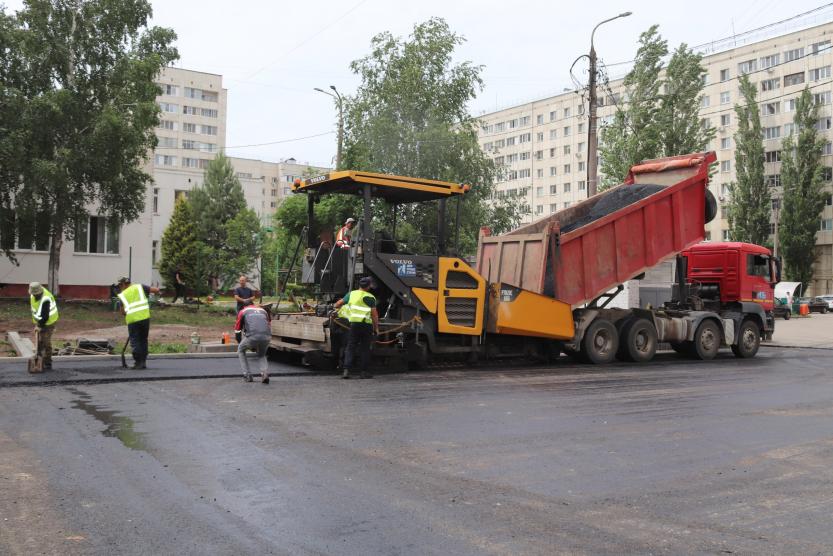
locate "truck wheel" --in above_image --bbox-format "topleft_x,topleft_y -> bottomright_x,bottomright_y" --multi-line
620,318 -> 658,363
581,319 -> 619,364
704,189 -> 718,224
731,320 -> 760,358
692,320 -> 721,360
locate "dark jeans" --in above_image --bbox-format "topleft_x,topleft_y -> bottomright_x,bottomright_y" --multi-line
172,283 -> 185,303
344,322 -> 373,373
330,318 -> 349,368
128,318 -> 150,363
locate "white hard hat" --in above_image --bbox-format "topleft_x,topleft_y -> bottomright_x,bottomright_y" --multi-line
345,218 -> 356,224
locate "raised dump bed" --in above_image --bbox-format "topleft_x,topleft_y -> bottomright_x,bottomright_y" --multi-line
476,152 -> 717,307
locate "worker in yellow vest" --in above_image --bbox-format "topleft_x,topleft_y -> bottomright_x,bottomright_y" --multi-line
116,277 -> 160,370
29,282 -> 59,371
332,276 -> 379,379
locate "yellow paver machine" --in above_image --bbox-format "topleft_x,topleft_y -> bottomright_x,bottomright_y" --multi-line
269,171 -> 572,368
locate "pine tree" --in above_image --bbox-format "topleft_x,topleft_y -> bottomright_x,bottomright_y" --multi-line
779,87 -> 828,289
189,153 -> 259,288
158,196 -> 200,294
727,74 -> 769,245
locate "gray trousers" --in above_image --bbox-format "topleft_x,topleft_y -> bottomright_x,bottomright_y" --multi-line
238,336 -> 270,375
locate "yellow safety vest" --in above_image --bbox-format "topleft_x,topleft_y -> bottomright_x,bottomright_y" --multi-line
337,303 -> 351,320
117,284 -> 151,324
30,288 -> 59,326
346,289 -> 375,324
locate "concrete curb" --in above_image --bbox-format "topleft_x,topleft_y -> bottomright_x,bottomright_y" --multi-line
763,343 -> 833,351
0,351 -> 239,363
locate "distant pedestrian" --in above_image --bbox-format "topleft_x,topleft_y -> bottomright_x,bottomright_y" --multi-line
171,268 -> 186,304
235,303 -> 272,383
116,277 -> 160,370
332,277 -> 379,379
233,275 -> 257,313
28,282 -> 58,371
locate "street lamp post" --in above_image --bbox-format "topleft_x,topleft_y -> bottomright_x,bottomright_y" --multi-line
587,11 -> 632,197
314,85 -> 344,169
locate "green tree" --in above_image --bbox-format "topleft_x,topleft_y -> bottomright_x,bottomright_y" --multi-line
0,0 -> 178,293
340,18 -> 522,255
158,196 -> 199,294
726,74 -> 769,245
189,153 -> 259,289
599,27 -> 713,188
779,87 -> 828,289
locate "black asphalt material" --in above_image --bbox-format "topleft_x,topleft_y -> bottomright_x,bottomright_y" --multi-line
560,183 -> 665,234
2,347 -> 833,554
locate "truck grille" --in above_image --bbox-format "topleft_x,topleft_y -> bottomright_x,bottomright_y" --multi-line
445,298 -> 477,327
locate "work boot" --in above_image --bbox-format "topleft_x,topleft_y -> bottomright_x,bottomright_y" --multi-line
243,373 -> 253,382
261,372 -> 269,384
342,368 -> 351,379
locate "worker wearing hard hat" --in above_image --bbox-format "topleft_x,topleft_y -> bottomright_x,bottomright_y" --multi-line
335,218 -> 356,249
29,282 -> 59,371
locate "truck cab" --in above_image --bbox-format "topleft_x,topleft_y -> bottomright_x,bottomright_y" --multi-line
682,242 -> 780,338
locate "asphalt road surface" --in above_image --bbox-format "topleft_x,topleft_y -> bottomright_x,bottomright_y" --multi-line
2,347 -> 833,555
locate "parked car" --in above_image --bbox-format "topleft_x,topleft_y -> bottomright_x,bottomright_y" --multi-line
773,298 -> 792,320
820,294 -> 833,310
798,297 -> 829,314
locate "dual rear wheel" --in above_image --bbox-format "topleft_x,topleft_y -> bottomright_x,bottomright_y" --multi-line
581,317 -> 658,364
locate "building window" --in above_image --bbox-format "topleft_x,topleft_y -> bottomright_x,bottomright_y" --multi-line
549,110 -> 557,122
536,132 -> 543,142
823,167 -> 833,181
183,122 -> 197,133
824,142 -> 833,155
563,163 -> 571,174
760,78 -> 780,92
549,129 -> 557,140
784,123 -> 795,136
74,216 -> 119,255
578,123 -> 585,133
722,229 -> 730,241
506,137 -> 515,146
563,107 -> 571,118
535,205 -> 544,215
536,186 -> 544,196
536,114 -> 543,125
519,132 -> 531,143
550,203 -> 557,213
518,169 -> 531,179
784,47 -> 804,62
764,150 -> 781,163
153,188 -> 159,213
520,151 -> 530,161
156,136 -> 177,148
719,91 -> 730,105
719,68 -> 730,82
816,117 -> 832,131
157,120 -> 177,131
763,126 -> 781,140
283,187 -> 291,196
520,116 -> 530,126
154,154 -> 177,166
721,137 -> 732,150
784,72 -> 804,86
536,169 -> 544,178
738,59 -> 757,74
759,54 -> 780,69
158,102 -> 178,113
578,181 -> 586,191
563,145 -> 571,155
765,174 -> 781,187
720,160 -> 731,172
549,166 -> 557,177
821,219 -> 833,231
810,66 -> 831,81
549,184 -> 557,194
549,148 -> 556,158
564,202 -> 571,209
810,40 -> 831,55
160,84 -> 178,96
201,108 -> 218,118
184,87 -> 219,102
814,91 -> 832,106
700,95 -> 710,108
535,150 -> 543,160
720,114 -> 731,127
578,161 -> 585,171
763,102 -> 780,116
563,126 -> 571,136
563,182 -> 571,193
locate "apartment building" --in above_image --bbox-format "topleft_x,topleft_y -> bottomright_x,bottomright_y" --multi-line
477,20 -> 833,295
0,67 -> 329,297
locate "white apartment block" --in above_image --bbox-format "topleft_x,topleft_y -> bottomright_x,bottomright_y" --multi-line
0,66 -> 329,297
477,20 -> 833,295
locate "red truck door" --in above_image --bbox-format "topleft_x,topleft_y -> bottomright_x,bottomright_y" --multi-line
741,250 -> 775,311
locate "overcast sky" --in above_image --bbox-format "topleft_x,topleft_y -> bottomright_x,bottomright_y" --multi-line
5,0 -> 832,167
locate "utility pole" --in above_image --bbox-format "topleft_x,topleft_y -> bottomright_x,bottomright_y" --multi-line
314,86 -> 344,169
586,11 -> 632,197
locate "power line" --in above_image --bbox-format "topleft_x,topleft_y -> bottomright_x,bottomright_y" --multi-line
241,0 -> 371,82
224,130 -> 336,150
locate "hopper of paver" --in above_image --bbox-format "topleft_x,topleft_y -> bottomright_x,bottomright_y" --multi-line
476,152 -> 717,307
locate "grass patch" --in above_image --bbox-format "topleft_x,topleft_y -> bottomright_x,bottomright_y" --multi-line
147,342 -> 188,354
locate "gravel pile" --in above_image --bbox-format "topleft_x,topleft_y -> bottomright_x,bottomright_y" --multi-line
560,184 -> 665,234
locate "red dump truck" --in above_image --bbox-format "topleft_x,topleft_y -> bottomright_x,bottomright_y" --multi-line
477,152 -> 778,363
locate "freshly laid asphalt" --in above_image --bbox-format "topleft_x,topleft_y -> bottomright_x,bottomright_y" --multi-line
2,346 -> 833,555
